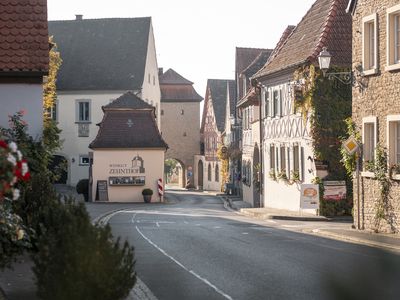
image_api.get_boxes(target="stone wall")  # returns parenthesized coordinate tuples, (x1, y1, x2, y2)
(161, 101, 200, 182)
(352, 0, 400, 233)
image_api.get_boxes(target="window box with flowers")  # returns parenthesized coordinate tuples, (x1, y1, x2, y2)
(269, 168, 277, 181)
(277, 170, 288, 182)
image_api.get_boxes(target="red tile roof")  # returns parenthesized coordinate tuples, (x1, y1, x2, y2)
(0, 0, 49, 74)
(254, 0, 351, 79)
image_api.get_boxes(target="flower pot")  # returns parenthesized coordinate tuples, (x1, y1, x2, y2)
(143, 195, 152, 203)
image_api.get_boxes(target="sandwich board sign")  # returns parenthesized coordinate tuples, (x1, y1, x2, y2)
(300, 184, 320, 209)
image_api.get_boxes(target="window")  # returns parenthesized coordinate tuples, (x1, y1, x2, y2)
(387, 115, 400, 167)
(208, 163, 212, 181)
(242, 77, 247, 96)
(293, 145, 300, 174)
(387, 4, 400, 70)
(273, 91, 279, 117)
(76, 100, 91, 122)
(279, 90, 283, 117)
(181, 109, 184, 115)
(362, 116, 377, 167)
(148, 73, 151, 83)
(183, 132, 187, 137)
(362, 14, 377, 74)
(49, 102, 57, 121)
(215, 164, 219, 182)
(153, 75, 156, 85)
(270, 144, 275, 171)
(280, 146, 286, 172)
(79, 155, 90, 166)
(161, 109, 164, 116)
(264, 89, 270, 118)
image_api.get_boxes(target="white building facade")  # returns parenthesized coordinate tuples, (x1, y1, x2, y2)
(49, 16, 161, 186)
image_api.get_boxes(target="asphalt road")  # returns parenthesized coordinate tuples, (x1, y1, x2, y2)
(108, 190, 400, 300)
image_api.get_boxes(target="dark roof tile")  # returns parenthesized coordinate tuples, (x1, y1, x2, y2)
(49, 17, 151, 91)
(0, 0, 48, 74)
(90, 92, 167, 149)
(160, 69, 202, 102)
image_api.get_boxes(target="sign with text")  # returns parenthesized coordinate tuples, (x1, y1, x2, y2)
(323, 181, 346, 201)
(109, 176, 145, 186)
(300, 184, 320, 209)
(96, 180, 109, 201)
(109, 155, 146, 175)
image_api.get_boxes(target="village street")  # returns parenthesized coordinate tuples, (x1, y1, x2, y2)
(106, 189, 400, 300)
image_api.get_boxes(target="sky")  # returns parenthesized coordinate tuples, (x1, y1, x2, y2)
(47, 0, 316, 98)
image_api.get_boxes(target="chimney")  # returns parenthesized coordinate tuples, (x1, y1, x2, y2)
(158, 68, 163, 76)
(75, 14, 83, 21)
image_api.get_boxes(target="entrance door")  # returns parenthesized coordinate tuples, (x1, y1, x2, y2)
(197, 160, 203, 190)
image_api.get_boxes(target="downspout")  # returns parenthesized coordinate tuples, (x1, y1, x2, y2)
(252, 78, 263, 207)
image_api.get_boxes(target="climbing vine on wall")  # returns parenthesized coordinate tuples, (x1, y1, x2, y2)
(217, 144, 229, 191)
(294, 65, 352, 216)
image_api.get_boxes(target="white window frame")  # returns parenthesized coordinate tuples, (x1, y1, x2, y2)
(75, 99, 91, 123)
(79, 155, 90, 166)
(362, 13, 378, 75)
(387, 115, 400, 167)
(362, 116, 378, 176)
(387, 4, 400, 71)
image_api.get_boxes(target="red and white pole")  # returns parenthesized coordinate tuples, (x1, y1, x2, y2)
(158, 178, 164, 202)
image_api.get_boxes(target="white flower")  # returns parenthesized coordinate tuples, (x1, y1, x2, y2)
(22, 162, 29, 176)
(17, 150, 22, 161)
(11, 176, 17, 186)
(8, 142, 17, 153)
(7, 153, 16, 166)
(17, 229, 25, 240)
(13, 188, 20, 200)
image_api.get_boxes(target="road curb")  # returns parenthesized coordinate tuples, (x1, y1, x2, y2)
(94, 208, 158, 300)
(312, 229, 400, 253)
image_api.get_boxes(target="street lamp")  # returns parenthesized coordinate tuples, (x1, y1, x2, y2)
(317, 47, 354, 85)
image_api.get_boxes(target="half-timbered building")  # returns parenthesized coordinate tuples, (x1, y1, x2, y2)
(252, 0, 352, 213)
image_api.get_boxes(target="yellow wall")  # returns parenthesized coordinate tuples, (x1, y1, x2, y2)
(91, 149, 164, 202)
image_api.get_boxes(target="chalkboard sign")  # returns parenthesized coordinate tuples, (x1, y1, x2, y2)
(96, 180, 109, 201)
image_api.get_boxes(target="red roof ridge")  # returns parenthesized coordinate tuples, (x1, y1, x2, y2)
(310, 0, 339, 61)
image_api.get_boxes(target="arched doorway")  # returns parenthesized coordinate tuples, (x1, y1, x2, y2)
(164, 158, 185, 188)
(49, 155, 68, 184)
(198, 160, 204, 190)
(253, 144, 261, 208)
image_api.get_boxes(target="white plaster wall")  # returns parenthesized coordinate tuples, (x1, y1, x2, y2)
(203, 160, 222, 191)
(0, 84, 43, 139)
(91, 149, 164, 202)
(141, 22, 161, 128)
(57, 91, 128, 186)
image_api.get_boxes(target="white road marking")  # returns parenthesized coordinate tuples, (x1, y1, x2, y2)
(214, 226, 221, 229)
(282, 224, 304, 228)
(242, 232, 249, 235)
(266, 220, 277, 224)
(135, 226, 233, 300)
(156, 222, 160, 228)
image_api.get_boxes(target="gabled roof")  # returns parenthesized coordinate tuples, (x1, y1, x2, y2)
(159, 68, 193, 85)
(103, 91, 153, 111)
(241, 49, 273, 78)
(204, 79, 235, 133)
(0, 0, 49, 74)
(254, 0, 351, 79)
(235, 47, 265, 75)
(90, 92, 167, 149)
(159, 68, 203, 102)
(49, 17, 151, 91)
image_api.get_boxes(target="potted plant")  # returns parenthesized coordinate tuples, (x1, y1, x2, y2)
(76, 179, 89, 202)
(142, 188, 153, 203)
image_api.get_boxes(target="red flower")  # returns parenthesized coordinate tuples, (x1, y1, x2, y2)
(0, 140, 7, 149)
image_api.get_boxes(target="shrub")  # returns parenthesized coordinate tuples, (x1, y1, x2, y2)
(142, 188, 153, 196)
(76, 179, 89, 201)
(33, 199, 136, 300)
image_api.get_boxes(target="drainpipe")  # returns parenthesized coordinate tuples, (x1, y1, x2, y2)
(252, 78, 263, 208)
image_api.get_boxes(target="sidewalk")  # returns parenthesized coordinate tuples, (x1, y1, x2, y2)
(221, 194, 400, 253)
(0, 186, 157, 300)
